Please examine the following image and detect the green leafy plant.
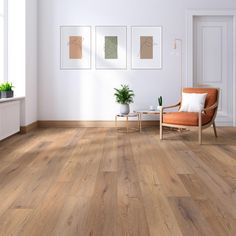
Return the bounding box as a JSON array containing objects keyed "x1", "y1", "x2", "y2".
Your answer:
[
  {"x1": 158, "y1": 96, "x2": 163, "y2": 106},
  {"x1": 0, "y1": 82, "x2": 14, "y2": 91},
  {"x1": 114, "y1": 85, "x2": 135, "y2": 104}
]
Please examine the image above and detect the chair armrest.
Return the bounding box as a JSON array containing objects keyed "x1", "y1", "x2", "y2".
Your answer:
[
  {"x1": 201, "y1": 103, "x2": 218, "y2": 112},
  {"x1": 198, "y1": 102, "x2": 218, "y2": 126},
  {"x1": 160, "y1": 102, "x2": 181, "y2": 125},
  {"x1": 161, "y1": 102, "x2": 181, "y2": 111}
]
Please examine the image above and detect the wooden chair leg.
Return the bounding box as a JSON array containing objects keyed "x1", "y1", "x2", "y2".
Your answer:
[
  {"x1": 199, "y1": 126, "x2": 202, "y2": 144},
  {"x1": 160, "y1": 110, "x2": 163, "y2": 140},
  {"x1": 198, "y1": 112, "x2": 202, "y2": 145},
  {"x1": 160, "y1": 124, "x2": 163, "y2": 140},
  {"x1": 213, "y1": 122, "x2": 218, "y2": 138}
]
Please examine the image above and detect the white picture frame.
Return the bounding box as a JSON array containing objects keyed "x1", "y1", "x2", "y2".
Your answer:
[
  {"x1": 60, "y1": 26, "x2": 91, "y2": 70},
  {"x1": 131, "y1": 26, "x2": 162, "y2": 69},
  {"x1": 96, "y1": 26, "x2": 127, "y2": 69}
]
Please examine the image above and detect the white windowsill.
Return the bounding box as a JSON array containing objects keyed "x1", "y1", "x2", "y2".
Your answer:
[{"x1": 0, "y1": 96, "x2": 25, "y2": 103}]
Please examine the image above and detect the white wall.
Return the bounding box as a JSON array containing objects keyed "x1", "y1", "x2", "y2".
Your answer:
[{"x1": 38, "y1": 0, "x2": 236, "y2": 121}]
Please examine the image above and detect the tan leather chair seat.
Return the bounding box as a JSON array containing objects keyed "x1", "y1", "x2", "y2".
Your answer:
[{"x1": 163, "y1": 112, "x2": 212, "y2": 126}]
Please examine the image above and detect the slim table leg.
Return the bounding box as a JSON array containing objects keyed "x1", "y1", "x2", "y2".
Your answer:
[
  {"x1": 138, "y1": 114, "x2": 141, "y2": 132},
  {"x1": 115, "y1": 116, "x2": 117, "y2": 130},
  {"x1": 126, "y1": 116, "x2": 128, "y2": 133},
  {"x1": 140, "y1": 113, "x2": 142, "y2": 132}
]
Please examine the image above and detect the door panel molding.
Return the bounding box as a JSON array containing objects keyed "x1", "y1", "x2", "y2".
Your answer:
[{"x1": 202, "y1": 25, "x2": 223, "y2": 84}]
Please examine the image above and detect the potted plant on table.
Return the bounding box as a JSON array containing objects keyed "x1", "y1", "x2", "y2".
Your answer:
[
  {"x1": 0, "y1": 82, "x2": 14, "y2": 98},
  {"x1": 157, "y1": 96, "x2": 163, "y2": 110},
  {"x1": 114, "y1": 84, "x2": 135, "y2": 115}
]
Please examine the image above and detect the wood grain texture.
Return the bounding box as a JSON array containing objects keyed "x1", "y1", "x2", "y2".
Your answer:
[{"x1": 0, "y1": 127, "x2": 236, "y2": 236}]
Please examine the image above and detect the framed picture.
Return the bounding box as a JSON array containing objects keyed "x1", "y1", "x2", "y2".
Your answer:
[
  {"x1": 131, "y1": 26, "x2": 162, "y2": 69},
  {"x1": 96, "y1": 26, "x2": 127, "y2": 69},
  {"x1": 60, "y1": 26, "x2": 91, "y2": 70}
]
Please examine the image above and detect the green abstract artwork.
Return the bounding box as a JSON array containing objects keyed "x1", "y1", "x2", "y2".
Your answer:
[{"x1": 105, "y1": 36, "x2": 118, "y2": 59}]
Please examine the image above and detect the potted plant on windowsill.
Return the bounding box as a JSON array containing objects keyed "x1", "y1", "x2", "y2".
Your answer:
[
  {"x1": 114, "y1": 84, "x2": 135, "y2": 115},
  {"x1": 0, "y1": 82, "x2": 14, "y2": 98}
]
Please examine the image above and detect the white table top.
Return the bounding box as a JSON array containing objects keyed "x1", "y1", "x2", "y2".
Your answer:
[
  {"x1": 116, "y1": 113, "x2": 139, "y2": 117},
  {"x1": 134, "y1": 109, "x2": 160, "y2": 114}
]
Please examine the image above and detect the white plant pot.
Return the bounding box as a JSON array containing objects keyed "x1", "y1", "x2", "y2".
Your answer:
[
  {"x1": 120, "y1": 104, "x2": 130, "y2": 115},
  {"x1": 157, "y1": 105, "x2": 162, "y2": 111}
]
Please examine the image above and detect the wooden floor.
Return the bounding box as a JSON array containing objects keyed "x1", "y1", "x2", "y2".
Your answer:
[{"x1": 0, "y1": 127, "x2": 236, "y2": 236}]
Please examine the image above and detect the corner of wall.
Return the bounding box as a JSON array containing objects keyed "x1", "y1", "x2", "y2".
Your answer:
[{"x1": 24, "y1": 0, "x2": 38, "y2": 126}]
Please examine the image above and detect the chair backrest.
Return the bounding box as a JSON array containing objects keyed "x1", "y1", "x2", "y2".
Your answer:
[{"x1": 182, "y1": 88, "x2": 219, "y2": 119}]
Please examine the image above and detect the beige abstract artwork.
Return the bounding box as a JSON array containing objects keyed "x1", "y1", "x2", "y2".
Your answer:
[
  {"x1": 140, "y1": 36, "x2": 153, "y2": 59},
  {"x1": 69, "y1": 36, "x2": 82, "y2": 59}
]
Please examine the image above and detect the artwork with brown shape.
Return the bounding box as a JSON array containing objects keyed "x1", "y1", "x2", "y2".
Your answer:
[
  {"x1": 69, "y1": 36, "x2": 82, "y2": 59},
  {"x1": 140, "y1": 36, "x2": 153, "y2": 59}
]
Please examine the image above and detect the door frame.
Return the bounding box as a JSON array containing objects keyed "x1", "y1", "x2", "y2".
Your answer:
[{"x1": 186, "y1": 10, "x2": 236, "y2": 126}]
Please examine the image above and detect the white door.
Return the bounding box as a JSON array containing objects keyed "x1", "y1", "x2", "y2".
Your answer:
[{"x1": 193, "y1": 16, "x2": 233, "y2": 125}]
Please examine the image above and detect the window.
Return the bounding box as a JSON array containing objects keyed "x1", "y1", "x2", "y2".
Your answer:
[{"x1": 0, "y1": 0, "x2": 6, "y2": 83}]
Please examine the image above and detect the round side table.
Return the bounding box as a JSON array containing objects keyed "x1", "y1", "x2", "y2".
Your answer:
[{"x1": 115, "y1": 113, "x2": 141, "y2": 133}]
